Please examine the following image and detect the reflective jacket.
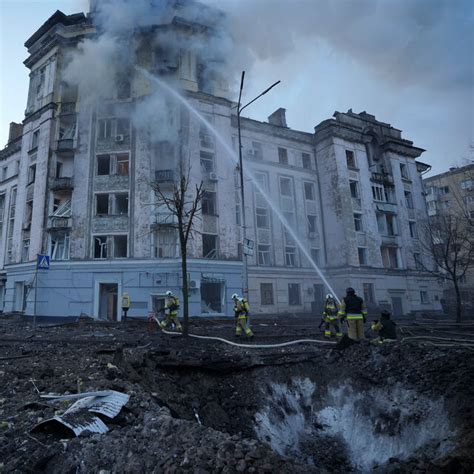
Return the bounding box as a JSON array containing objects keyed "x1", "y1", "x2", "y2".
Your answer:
[
  {"x1": 322, "y1": 302, "x2": 339, "y2": 321},
  {"x1": 338, "y1": 295, "x2": 368, "y2": 320},
  {"x1": 372, "y1": 317, "x2": 397, "y2": 340},
  {"x1": 234, "y1": 298, "x2": 249, "y2": 317},
  {"x1": 165, "y1": 296, "x2": 180, "y2": 316}
]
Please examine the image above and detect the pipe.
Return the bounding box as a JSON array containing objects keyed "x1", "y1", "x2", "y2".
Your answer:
[{"x1": 160, "y1": 328, "x2": 336, "y2": 348}]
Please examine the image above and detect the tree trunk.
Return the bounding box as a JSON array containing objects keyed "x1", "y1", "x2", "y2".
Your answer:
[
  {"x1": 180, "y1": 239, "x2": 189, "y2": 336},
  {"x1": 453, "y1": 279, "x2": 462, "y2": 323}
]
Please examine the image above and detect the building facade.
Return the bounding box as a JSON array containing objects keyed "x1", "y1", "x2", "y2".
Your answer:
[
  {"x1": 0, "y1": 4, "x2": 442, "y2": 319},
  {"x1": 423, "y1": 164, "x2": 474, "y2": 313}
]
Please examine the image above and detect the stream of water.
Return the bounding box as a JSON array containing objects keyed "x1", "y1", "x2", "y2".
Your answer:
[{"x1": 137, "y1": 67, "x2": 340, "y2": 302}]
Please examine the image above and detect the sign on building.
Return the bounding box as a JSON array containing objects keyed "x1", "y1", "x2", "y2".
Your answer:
[{"x1": 37, "y1": 254, "x2": 50, "y2": 270}]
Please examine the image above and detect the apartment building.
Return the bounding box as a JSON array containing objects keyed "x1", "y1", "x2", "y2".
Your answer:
[
  {"x1": 423, "y1": 164, "x2": 474, "y2": 312},
  {"x1": 0, "y1": 4, "x2": 442, "y2": 318}
]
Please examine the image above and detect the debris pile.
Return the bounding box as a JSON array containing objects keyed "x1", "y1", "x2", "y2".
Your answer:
[{"x1": 1, "y1": 315, "x2": 473, "y2": 472}]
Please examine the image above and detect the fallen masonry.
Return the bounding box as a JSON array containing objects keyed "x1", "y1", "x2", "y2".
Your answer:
[{"x1": 0, "y1": 315, "x2": 473, "y2": 473}]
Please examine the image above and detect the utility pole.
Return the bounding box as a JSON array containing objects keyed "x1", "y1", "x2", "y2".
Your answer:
[{"x1": 236, "y1": 72, "x2": 280, "y2": 303}]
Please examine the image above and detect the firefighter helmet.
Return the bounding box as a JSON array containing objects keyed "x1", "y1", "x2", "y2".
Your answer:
[
  {"x1": 326, "y1": 293, "x2": 334, "y2": 300},
  {"x1": 231, "y1": 293, "x2": 239, "y2": 300},
  {"x1": 166, "y1": 290, "x2": 173, "y2": 297},
  {"x1": 346, "y1": 287, "x2": 355, "y2": 295}
]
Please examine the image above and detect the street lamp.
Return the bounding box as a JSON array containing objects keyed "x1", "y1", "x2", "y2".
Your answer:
[{"x1": 236, "y1": 71, "x2": 280, "y2": 303}]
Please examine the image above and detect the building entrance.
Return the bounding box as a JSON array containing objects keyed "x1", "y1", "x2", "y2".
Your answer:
[{"x1": 99, "y1": 283, "x2": 118, "y2": 321}]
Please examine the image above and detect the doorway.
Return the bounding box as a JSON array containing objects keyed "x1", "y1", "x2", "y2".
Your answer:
[
  {"x1": 201, "y1": 282, "x2": 223, "y2": 313},
  {"x1": 99, "y1": 283, "x2": 118, "y2": 321},
  {"x1": 391, "y1": 296, "x2": 404, "y2": 318},
  {"x1": 151, "y1": 295, "x2": 166, "y2": 315}
]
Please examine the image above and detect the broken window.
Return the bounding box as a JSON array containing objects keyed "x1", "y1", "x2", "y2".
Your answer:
[
  {"x1": 302, "y1": 153, "x2": 312, "y2": 169},
  {"x1": 94, "y1": 236, "x2": 108, "y2": 259},
  {"x1": 400, "y1": 163, "x2": 409, "y2": 180},
  {"x1": 256, "y1": 206, "x2": 269, "y2": 229},
  {"x1": 278, "y1": 147, "x2": 288, "y2": 165},
  {"x1": 116, "y1": 76, "x2": 131, "y2": 99},
  {"x1": 350, "y1": 180, "x2": 359, "y2": 199},
  {"x1": 358, "y1": 247, "x2": 367, "y2": 265},
  {"x1": 280, "y1": 177, "x2": 292, "y2": 196},
  {"x1": 28, "y1": 165, "x2": 36, "y2": 185},
  {"x1": 381, "y1": 246, "x2": 399, "y2": 269},
  {"x1": 304, "y1": 182, "x2": 315, "y2": 200},
  {"x1": 24, "y1": 201, "x2": 33, "y2": 228},
  {"x1": 404, "y1": 191, "x2": 414, "y2": 209},
  {"x1": 154, "y1": 229, "x2": 177, "y2": 258},
  {"x1": 51, "y1": 232, "x2": 70, "y2": 260},
  {"x1": 260, "y1": 283, "x2": 274, "y2": 305},
  {"x1": 96, "y1": 194, "x2": 109, "y2": 215},
  {"x1": 200, "y1": 125, "x2": 215, "y2": 149},
  {"x1": 285, "y1": 246, "x2": 297, "y2": 266},
  {"x1": 354, "y1": 213, "x2": 363, "y2": 231},
  {"x1": 2, "y1": 166, "x2": 7, "y2": 181},
  {"x1": 200, "y1": 151, "x2": 214, "y2": 173},
  {"x1": 97, "y1": 155, "x2": 111, "y2": 175},
  {"x1": 257, "y1": 244, "x2": 271, "y2": 265},
  {"x1": 115, "y1": 194, "x2": 129, "y2": 215},
  {"x1": 201, "y1": 282, "x2": 223, "y2": 313},
  {"x1": 114, "y1": 235, "x2": 128, "y2": 258},
  {"x1": 202, "y1": 191, "x2": 217, "y2": 215},
  {"x1": 386, "y1": 214, "x2": 397, "y2": 236},
  {"x1": 31, "y1": 129, "x2": 40, "y2": 149},
  {"x1": 117, "y1": 154, "x2": 129, "y2": 176},
  {"x1": 346, "y1": 150, "x2": 356, "y2": 168},
  {"x1": 202, "y1": 234, "x2": 217, "y2": 259},
  {"x1": 307, "y1": 215, "x2": 317, "y2": 234},
  {"x1": 116, "y1": 118, "x2": 130, "y2": 137},
  {"x1": 288, "y1": 283, "x2": 301, "y2": 306}
]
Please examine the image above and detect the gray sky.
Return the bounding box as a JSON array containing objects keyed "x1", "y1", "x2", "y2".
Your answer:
[{"x1": 1, "y1": 0, "x2": 473, "y2": 175}]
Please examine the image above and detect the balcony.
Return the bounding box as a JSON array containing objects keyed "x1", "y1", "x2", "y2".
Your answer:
[
  {"x1": 376, "y1": 202, "x2": 397, "y2": 214},
  {"x1": 59, "y1": 102, "x2": 76, "y2": 115},
  {"x1": 151, "y1": 213, "x2": 178, "y2": 229},
  {"x1": 371, "y1": 172, "x2": 394, "y2": 185},
  {"x1": 381, "y1": 234, "x2": 399, "y2": 246},
  {"x1": 56, "y1": 139, "x2": 75, "y2": 153},
  {"x1": 50, "y1": 177, "x2": 74, "y2": 191},
  {"x1": 48, "y1": 216, "x2": 72, "y2": 230},
  {"x1": 155, "y1": 169, "x2": 175, "y2": 183}
]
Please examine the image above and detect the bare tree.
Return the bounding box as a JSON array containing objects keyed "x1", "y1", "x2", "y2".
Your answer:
[
  {"x1": 151, "y1": 168, "x2": 204, "y2": 335},
  {"x1": 421, "y1": 213, "x2": 474, "y2": 322}
]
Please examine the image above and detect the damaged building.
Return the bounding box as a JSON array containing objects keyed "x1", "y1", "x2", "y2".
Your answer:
[{"x1": 0, "y1": 2, "x2": 442, "y2": 319}]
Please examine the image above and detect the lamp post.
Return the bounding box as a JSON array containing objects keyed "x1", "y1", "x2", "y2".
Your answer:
[{"x1": 236, "y1": 71, "x2": 280, "y2": 303}]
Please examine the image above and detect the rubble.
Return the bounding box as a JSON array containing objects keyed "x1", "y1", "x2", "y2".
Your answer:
[{"x1": 0, "y1": 315, "x2": 473, "y2": 472}]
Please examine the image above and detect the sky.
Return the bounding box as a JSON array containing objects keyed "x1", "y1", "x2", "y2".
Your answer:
[{"x1": 0, "y1": 0, "x2": 473, "y2": 176}]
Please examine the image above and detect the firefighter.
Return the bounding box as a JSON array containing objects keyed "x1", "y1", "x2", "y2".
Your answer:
[
  {"x1": 371, "y1": 310, "x2": 397, "y2": 344},
  {"x1": 232, "y1": 293, "x2": 253, "y2": 337},
  {"x1": 322, "y1": 294, "x2": 343, "y2": 339},
  {"x1": 338, "y1": 287, "x2": 368, "y2": 341},
  {"x1": 160, "y1": 290, "x2": 182, "y2": 331},
  {"x1": 121, "y1": 292, "x2": 131, "y2": 321}
]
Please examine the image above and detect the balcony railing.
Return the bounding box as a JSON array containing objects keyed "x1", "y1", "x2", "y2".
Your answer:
[
  {"x1": 371, "y1": 172, "x2": 394, "y2": 185},
  {"x1": 155, "y1": 169, "x2": 175, "y2": 183},
  {"x1": 56, "y1": 139, "x2": 75, "y2": 152},
  {"x1": 48, "y1": 216, "x2": 72, "y2": 230},
  {"x1": 59, "y1": 102, "x2": 76, "y2": 115},
  {"x1": 50, "y1": 177, "x2": 74, "y2": 191}
]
